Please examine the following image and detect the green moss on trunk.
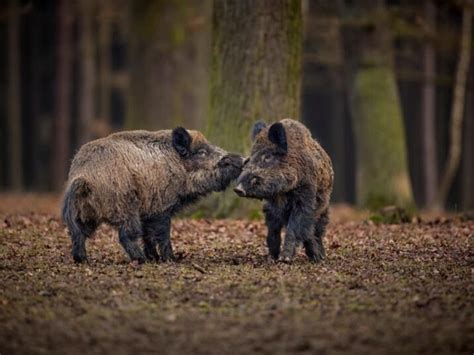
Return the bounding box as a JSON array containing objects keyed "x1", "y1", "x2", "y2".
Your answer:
[
  {"x1": 352, "y1": 66, "x2": 414, "y2": 210},
  {"x1": 203, "y1": 0, "x2": 302, "y2": 217}
]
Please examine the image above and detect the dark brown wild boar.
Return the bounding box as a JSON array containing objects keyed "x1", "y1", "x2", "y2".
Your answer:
[
  {"x1": 234, "y1": 119, "x2": 333, "y2": 263},
  {"x1": 62, "y1": 128, "x2": 242, "y2": 263}
]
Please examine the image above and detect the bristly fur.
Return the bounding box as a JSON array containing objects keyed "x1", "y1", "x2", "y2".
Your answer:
[
  {"x1": 235, "y1": 118, "x2": 333, "y2": 263},
  {"x1": 62, "y1": 128, "x2": 243, "y2": 263}
]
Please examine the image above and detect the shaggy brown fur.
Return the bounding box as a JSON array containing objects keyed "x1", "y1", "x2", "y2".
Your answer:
[
  {"x1": 234, "y1": 119, "x2": 333, "y2": 262},
  {"x1": 62, "y1": 128, "x2": 242, "y2": 263}
]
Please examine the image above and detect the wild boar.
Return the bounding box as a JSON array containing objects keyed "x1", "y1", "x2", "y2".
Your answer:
[
  {"x1": 62, "y1": 127, "x2": 243, "y2": 263},
  {"x1": 234, "y1": 119, "x2": 333, "y2": 263}
]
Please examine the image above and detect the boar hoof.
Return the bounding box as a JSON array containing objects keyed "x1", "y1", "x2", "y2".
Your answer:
[
  {"x1": 278, "y1": 256, "x2": 293, "y2": 264},
  {"x1": 73, "y1": 253, "x2": 87, "y2": 264},
  {"x1": 131, "y1": 257, "x2": 146, "y2": 265},
  {"x1": 266, "y1": 255, "x2": 278, "y2": 264},
  {"x1": 307, "y1": 254, "x2": 324, "y2": 263}
]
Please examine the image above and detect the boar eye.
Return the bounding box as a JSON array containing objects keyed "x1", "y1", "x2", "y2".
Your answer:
[
  {"x1": 197, "y1": 148, "x2": 208, "y2": 157},
  {"x1": 261, "y1": 154, "x2": 272, "y2": 163}
]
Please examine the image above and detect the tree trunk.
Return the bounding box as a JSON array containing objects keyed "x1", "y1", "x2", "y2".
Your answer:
[
  {"x1": 78, "y1": 0, "x2": 95, "y2": 145},
  {"x1": 97, "y1": 0, "x2": 112, "y2": 136},
  {"x1": 303, "y1": 0, "x2": 347, "y2": 202},
  {"x1": 202, "y1": 0, "x2": 302, "y2": 217},
  {"x1": 208, "y1": 0, "x2": 302, "y2": 155},
  {"x1": 53, "y1": 0, "x2": 73, "y2": 191},
  {"x1": 436, "y1": 6, "x2": 472, "y2": 209},
  {"x1": 421, "y1": 0, "x2": 437, "y2": 208},
  {"x1": 7, "y1": 0, "x2": 23, "y2": 191},
  {"x1": 126, "y1": 0, "x2": 211, "y2": 131},
  {"x1": 461, "y1": 82, "x2": 473, "y2": 210},
  {"x1": 347, "y1": 0, "x2": 414, "y2": 210}
]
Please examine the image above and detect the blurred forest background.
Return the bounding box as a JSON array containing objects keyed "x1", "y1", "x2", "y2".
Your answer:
[{"x1": 0, "y1": 0, "x2": 473, "y2": 212}]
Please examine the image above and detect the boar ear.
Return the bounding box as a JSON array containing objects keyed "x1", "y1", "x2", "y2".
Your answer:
[
  {"x1": 172, "y1": 127, "x2": 192, "y2": 157},
  {"x1": 268, "y1": 122, "x2": 287, "y2": 154},
  {"x1": 251, "y1": 120, "x2": 267, "y2": 141}
]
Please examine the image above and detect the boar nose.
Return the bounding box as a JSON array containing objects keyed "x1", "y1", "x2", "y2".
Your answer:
[
  {"x1": 233, "y1": 183, "x2": 246, "y2": 197},
  {"x1": 218, "y1": 154, "x2": 243, "y2": 168}
]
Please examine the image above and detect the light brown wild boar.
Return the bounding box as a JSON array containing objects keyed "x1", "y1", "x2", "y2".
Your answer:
[
  {"x1": 62, "y1": 128, "x2": 242, "y2": 263},
  {"x1": 234, "y1": 119, "x2": 333, "y2": 262}
]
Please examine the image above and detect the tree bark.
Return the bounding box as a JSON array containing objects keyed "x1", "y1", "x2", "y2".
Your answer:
[
  {"x1": 53, "y1": 0, "x2": 73, "y2": 191},
  {"x1": 97, "y1": 0, "x2": 112, "y2": 136},
  {"x1": 78, "y1": 0, "x2": 96, "y2": 145},
  {"x1": 303, "y1": 0, "x2": 347, "y2": 202},
  {"x1": 7, "y1": 0, "x2": 23, "y2": 190},
  {"x1": 421, "y1": 0, "x2": 437, "y2": 208},
  {"x1": 461, "y1": 82, "x2": 473, "y2": 210},
  {"x1": 347, "y1": 0, "x2": 414, "y2": 210},
  {"x1": 201, "y1": 0, "x2": 302, "y2": 216},
  {"x1": 126, "y1": 0, "x2": 211, "y2": 130},
  {"x1": 436, "y1": 6, "x2": 472, "y2": 209},
  {"x1": 208, "y1": 0, "x2": 302, "y2": 155}
]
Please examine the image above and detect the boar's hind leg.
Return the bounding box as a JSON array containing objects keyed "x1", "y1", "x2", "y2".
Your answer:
[
  {"x1": 70, "y1": 220, "x2": 97, "y2": 263},
  {"x1": 142, "y1": 215, "x2": 173, "y2": 262},
  {"x1": 118, "y1": 221, "x2": 146, "y2": 263}
]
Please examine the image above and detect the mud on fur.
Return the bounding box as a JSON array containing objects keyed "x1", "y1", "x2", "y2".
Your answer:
[
  {"x1": 62, "y1": 128, "x2": 243, "y2": 263},
  {"x1": 234, "y1": 119, "x2": 333, "y2": 263}
]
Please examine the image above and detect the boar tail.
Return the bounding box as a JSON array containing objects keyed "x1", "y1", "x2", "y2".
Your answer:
[{"x1": 62, "y1": 178, "x2": 91, "y2": 236}]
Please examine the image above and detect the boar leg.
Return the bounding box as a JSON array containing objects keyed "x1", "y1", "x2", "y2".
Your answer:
[
  {"x1": 143, "y1": 238, "x2": 160, "y2": 262},
  {"x1": 264, "y1": 205, "x2": 283, "y2": 260},
  {"x1": 142, "y1": 215, "x2": 173, "y2": 262},
  {"x1": 156, "y1": 216, "x2": 173, "y2": 262},
  {"x1": 312, "y1": 209, "x2": 329, "y2": 261},
  {"x1": 118, "y1": 222, "x2": 146, "y2": 263},
  {"x1": 281, "y1": 208, "x2": 314, "y2": 263},
  {"x1": 71, "y1": 219, "x2": 97, "y2": 263},
  {"x1": 142, "y1": 216, "x2": 160, "y2": 262}
]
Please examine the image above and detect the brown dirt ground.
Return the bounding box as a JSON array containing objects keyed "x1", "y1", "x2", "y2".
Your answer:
[{"x1": 0, "y1": 195, "x2": 473, "y2": 354}]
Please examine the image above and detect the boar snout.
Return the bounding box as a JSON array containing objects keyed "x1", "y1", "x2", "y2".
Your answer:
[
  {"x1": 218, "y1": 154, "x2": 243, "y2": 169},
  {"x1": 233, "y1": 183, "x2": 246, "y2": 197}
]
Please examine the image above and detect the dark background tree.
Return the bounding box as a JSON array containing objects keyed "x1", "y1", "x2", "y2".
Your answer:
[
  {"x1": 0, "y1": 0, "x2": 472, "y2": 213},
  {"x1": 126, "y1": 0, "x2": 211, "y2": 130}
]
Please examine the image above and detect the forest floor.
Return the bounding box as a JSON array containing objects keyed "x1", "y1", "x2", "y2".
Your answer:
[{"x1": 0, "y1": 194, "x2": 472, "y2": 354}]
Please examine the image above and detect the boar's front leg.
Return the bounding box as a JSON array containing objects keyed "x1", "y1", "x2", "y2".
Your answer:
[
  {"x1": 310, "y1": 208, "x2": 329, "y2": 262},
  {"x1": 263, "y1": 203, "x2": 284, "y2": 260},
  {"x1": 143, "y1": 237, "x2": 160, "y2": 262},
  {"x1": 280, "y1": 205, "x2": 314, "y2": 263},
  {"x1": 118, "y1": 219, "x2": 146, "y2": 263},
  {"x1": 142, "y1": 215, "x2": 173, "y2": 262}
]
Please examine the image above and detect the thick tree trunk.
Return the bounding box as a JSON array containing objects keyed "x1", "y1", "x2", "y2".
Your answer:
[
  {"x1": 347, "y1": 0, "x2": 414, "y2": 210},
  {"x1": 7, "y1": 0, "x2": 23, "y2": 190},
  {"x1": 78, "y1": 0, "x2": 95, "y2": 145},
  {"x1": 421, "y1": 0, "x2": 437, "y2": 208},
  {"x1": 208, "y1": 0, "x2": 302, "y2": 155},
  {"x1": 202, "y1": 0, "x2": 302, "y2": 217},
  {"x1": 126, "y1": 0, "x2": 211, "y2": 130},
  {"x1": 53, "y1": 0, "x2": 73, "y2": 191},
  {"x1": 436, "y1": 6, "x2": 472, "y2": 209}
]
